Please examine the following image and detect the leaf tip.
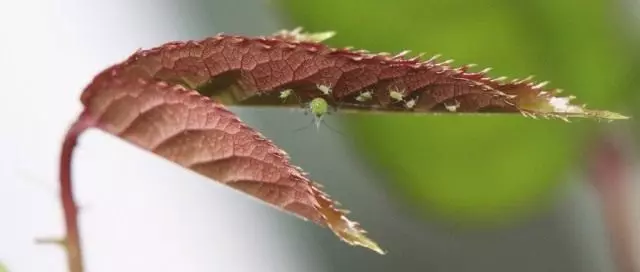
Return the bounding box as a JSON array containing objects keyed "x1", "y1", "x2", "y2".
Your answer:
[
  {"x1": 327, "y1": 215, "x2": 386, "y2": 254},
  {"x1": 594, "y1": 110, "x2": 631, "y2": 120},
  {"x1": 314, "y1": 190, "x2": 385, "y2": 254},
  {"x1": 328, "y1": 213, "x2": 385, "y2": 254},
  {"x1": 337, "y1": 227, "x2": 386, "y2": 255},
  {"x1": 517, "y1": 93, "x2": 630, "y2": 122}
]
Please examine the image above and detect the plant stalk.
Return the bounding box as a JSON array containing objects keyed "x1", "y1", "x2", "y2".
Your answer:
[{"x1": 60, "y1": 111, "x2": 94, "y2": 272}]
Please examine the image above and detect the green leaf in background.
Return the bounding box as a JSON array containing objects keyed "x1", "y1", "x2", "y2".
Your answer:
[
  {"x1": 281, "y1": 0, "x2": 629, "y2": 224},
  {"x1": 0, "y1": 262, "x2": 8, "y2": 272}
]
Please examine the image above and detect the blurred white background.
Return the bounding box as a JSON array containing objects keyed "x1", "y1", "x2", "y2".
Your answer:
[{"x1": 0, "y1": 0, "x2": 321, "y2": 271}]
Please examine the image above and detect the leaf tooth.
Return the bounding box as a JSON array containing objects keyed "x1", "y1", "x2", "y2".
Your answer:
[
  {"x1": 305, "y1": 31, "x2": 336, "y2": 42},
  {"x1": 480, "y1": 67, "x2": 493, "y2": 74},
  {"x1": 409, "y1": 52, "x2": 426, "y2": 61},
  {"x1": 425, "y1": 54, "x2": 442, "y2": 63},
  {"x1": 493, "y1": 76, "x2": 507, "y2": 82},
  {"x1": 532, "y1": 81, "x2": 549, "y2": 89},
  {"x1": 517, "y1": 75, "x2": 534, "y2": 84},
  {"x1": 393, "y1": 50, "x2": 411, "y2": 59},
  {"x1": 457, "y1": 63, "x2": 477, "y2": 73},
  {"x1": 337, "y1": 208, "x2": 351, "y2": 214},
  {"x1": 438, "y1": 59, "x2": 455, "y2": 66},
  {"x1": 273, "y1": 27, "x2": 337, "y2": 42},
  {"x1": 293, "y1": 165, "x2": 305, "y2": 173},
  {"x1": 229, "y1": 36, "x2": 244, "y2": 43},
  {"x1": 290, "y1": 26, "x2": 303, "y2": 34}
]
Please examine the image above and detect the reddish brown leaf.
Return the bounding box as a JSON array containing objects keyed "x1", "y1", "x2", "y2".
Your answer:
[
  {"x1": 81, "y1": 29, "x2": 626, "y2": 120},
  {"x1": 65, "y1": 29, "x2": 628, "y2": 266},
  {"x1": 79, "y1": 77, "x2": 383, "y2": 253}
]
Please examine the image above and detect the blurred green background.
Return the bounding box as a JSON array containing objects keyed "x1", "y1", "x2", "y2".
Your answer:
[
  {"x1": 226, "y1": 0, "x2": 636, "y2": 271},
  {"x1": 280, "y1": 0, "x2": 634, "y2": 224},
  {"x1": 155, "y1": 0, "x2": 639, "y2": 270}
]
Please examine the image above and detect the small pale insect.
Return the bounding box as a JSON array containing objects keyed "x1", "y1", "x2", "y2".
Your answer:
[
  {"x1": 404, "y1": 98, "x2": 417, "y2": 109},
  {"x1": 309, "y1": 97, "x2": 329, "y2": 129},
  {"x1": 444, "y1": 100, "x2": 461, "y2": 112},
  {"x1": 317, "y1": 84, "x2": 332, "y2": 95},
  {"x1": 279, "y1": 89, "x2": 293, "y2": 101},
  {"x1": 389, "y1": 88, "x2": 405, "y2": 102},
  {"x1": 355, "y1": 91, "x2": 373, "y2": 102}
]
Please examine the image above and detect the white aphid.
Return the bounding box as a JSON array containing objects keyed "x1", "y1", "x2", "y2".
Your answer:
[
  {"x1": 355, "y1": 90, "x2": 373, "y2": 102},
  {"x1": 317, "y1": 84, "x2": 332, "y2": 95},
  {"x1": 389, "y1": 88, "x2": 405, "y2": 102},
  {"x1": 444, "y1": 100, "x2": 461, "y2": 112},
  {"x1": 404, "y1": 98, "x2": 417, "y2": 109},
  {"x1": 279, "y1": 89, "x2": 293, "y2": 101}
]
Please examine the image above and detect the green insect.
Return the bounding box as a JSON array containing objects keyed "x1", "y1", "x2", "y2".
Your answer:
[
  {"x1": 309, "y1": 97, "x2": 329, "y2": 129},
  {"x1": 293, "y1": 96, "x2": 344, "y2": 134}
]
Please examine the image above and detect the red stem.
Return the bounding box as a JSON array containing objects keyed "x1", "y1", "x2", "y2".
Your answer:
[
  {"x1": 60, "y1": 111, "x2": 95, "y2": 272},
  {"x1": 602, "y1": 189, "x2": 635, "y2": 272},
  {"x1": 588, "y1": 134, "x2": 637, "y2": 272}
]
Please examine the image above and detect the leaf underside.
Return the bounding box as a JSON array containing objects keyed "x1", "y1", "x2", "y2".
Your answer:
[{"x1": 78, "y1": 28, "x2": 627, "y2": 254}]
